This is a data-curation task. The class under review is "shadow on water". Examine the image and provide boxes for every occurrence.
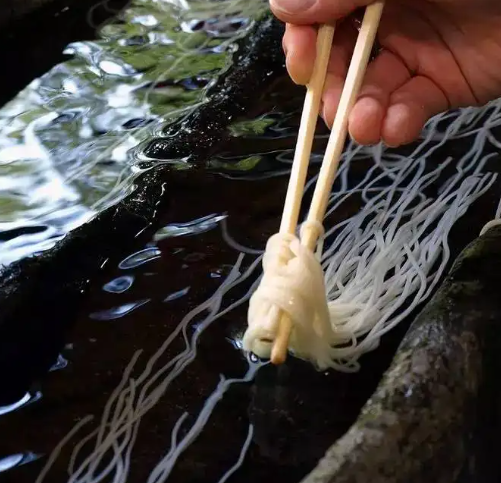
[0,1,501,483]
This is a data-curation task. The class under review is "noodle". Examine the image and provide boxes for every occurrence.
[146,359,261,483]
[244,164,495,370]
[240,94,501,371]
[35,256,264,483]
[216,424,254,483]
[35,416,94,483]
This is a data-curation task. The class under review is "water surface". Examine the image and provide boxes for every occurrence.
[0,0,262,266]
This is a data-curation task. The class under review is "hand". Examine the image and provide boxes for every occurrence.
[270,0,501,146]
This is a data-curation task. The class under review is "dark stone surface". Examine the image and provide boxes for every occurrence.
[0,12,285,404]
[0,0,58,26]
[303,225,501,483]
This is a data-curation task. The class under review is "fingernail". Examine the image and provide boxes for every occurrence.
[270,0,316,14]
[321,104,332,129]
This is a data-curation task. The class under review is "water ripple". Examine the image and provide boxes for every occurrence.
[119,247,161,269]
[103,275,135,293]
[49,354,69,373]
[154,213,227,241]
[164,286,191,302]
[89,299,150,321]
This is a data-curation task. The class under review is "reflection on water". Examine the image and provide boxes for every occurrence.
[154,213,228,240]
[0,452,39,474]
[164,286,190,302]
[48,354,68,373]
[0,391,42,417]
[119,247,161,269]
[103,274,135,293]
[89,298,150,320]
[0,0,266,266]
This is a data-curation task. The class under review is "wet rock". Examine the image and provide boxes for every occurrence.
[303,225,501,483]
[142,14,285,162]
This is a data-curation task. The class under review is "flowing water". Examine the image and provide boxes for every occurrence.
[0,1,501,482]
[0,0,260,266]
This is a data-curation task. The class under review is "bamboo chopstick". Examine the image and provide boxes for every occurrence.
[268,24,335,365]
[270,1,385,365]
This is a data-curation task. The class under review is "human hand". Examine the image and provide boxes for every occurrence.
[270,0,501,146]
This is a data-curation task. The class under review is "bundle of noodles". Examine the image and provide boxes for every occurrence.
[243,149,496,371]
[242,97,501,371]
[36,97,501,483]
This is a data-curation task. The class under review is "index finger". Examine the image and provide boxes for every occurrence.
[270,0,373,25]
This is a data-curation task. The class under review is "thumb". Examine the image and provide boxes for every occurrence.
[270,0,373,24]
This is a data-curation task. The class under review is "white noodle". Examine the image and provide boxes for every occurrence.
[220,217,264,255]
[146,359,261,483]
[216,424,254,483]
[244,139,499,370]
[38,254,264,483]
[480,198,501,236]
[35,416,94,483]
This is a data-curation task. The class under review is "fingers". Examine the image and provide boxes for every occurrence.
[348,50,410,145]
[284,17,358,118]
[270,0,373,25]
[323,49,448,147]
[382,75,449,146]
[278,0,450,147]
[283,23,317,85]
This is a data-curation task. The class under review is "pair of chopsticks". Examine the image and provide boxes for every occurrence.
[270,2,385,365]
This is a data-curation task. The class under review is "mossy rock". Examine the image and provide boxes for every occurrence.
[303,225,501,483]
